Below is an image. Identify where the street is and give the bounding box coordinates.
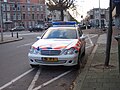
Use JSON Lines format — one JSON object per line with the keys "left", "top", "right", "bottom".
{"left": 0, "top": 30, "right": 98, "bottom": 90}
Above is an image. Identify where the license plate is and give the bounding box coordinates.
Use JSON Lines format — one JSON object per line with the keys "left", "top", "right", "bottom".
{"left": 42, "top": 57, "right": 58, "bottom": 62}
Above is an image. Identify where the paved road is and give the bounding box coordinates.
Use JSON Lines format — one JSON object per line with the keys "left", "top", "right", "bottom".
{"left": 0, "top": 30, "right": 98, "bottom": 90}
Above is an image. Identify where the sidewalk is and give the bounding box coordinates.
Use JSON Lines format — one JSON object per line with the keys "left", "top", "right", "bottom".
{"left": 73, "top": 29, "right": 120, "bottom": 90}
{"left": 0, "top": 35, "right": 23, "bottom": 44}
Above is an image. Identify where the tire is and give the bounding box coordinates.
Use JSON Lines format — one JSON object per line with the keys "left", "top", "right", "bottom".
{"left": 30, "top": 64, "right": 39, "bottom": 68}
{"left": 75, "top": 52, "right": 81, "bottom": 69}
{"left": 82, "top": 47, "right": 85, "bottom": 56}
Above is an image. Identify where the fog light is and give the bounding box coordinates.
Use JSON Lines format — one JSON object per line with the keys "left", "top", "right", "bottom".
{"left": 68, "top": 60, "right": 72, "bottom": 63}
{"left": 30, "top": 59, "right": 34, "bottom": 62}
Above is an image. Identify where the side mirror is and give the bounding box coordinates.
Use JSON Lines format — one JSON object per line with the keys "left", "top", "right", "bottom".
{"left": 80, "top": 34, "right": 87, "bottom": 40}
{"left": 36, "top": 36, "right": 41, "bottom": 40}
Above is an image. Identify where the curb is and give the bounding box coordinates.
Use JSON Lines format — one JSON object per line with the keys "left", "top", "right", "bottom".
{"left": 0, "top": 37, "right": 23, "bottom": 44}
{"left": 73, "top": 44, "right": 98, "bottom": 90}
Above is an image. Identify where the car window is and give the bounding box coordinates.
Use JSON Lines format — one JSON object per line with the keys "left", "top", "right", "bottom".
{"left": 42, "top": 28, "right": 77, "bottom": 39}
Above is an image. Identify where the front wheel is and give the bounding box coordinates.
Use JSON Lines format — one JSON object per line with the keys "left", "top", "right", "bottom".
{"left": 75, "top": 52, "right": 81, "bottom": 69}
{"left": 82, "top": 47, "right": 85, "bottom": 56}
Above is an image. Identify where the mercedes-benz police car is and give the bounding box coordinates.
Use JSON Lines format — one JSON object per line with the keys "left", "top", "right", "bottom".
{"left": 28, "top": 21, "right": 86, "bottom": 68}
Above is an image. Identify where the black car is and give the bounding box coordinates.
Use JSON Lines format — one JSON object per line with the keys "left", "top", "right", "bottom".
{"left": 10, "top": 26, "right": 25, "bottom": 32}
{"left": 28, "top": 26, "right": 34, "bottom": 32}
{"left": 29, "top": 24, "right": 45, "bottom": 32}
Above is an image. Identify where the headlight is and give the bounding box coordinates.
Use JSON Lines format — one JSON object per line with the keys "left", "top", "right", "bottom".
{"left": 29, "top": 46, "right": 41, "bottom": 54}
{"left": 61, "top": 47, "right": 78, "bottom": 55}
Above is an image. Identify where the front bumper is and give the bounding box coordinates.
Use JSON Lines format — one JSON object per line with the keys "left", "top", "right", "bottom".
{"left": 28, "top": 53, "right": 78, "bottom": 66}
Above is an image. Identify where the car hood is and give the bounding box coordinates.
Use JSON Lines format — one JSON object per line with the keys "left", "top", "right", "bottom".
{"left": 32, "top": 39, "right": 80, "bottom": 50}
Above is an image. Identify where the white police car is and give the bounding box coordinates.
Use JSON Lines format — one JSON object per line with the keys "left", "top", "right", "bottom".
{"left": 28, "top": 21, "right": 86, "bottom": 68}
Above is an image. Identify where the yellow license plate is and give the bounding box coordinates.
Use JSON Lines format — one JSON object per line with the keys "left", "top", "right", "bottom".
{"left": 42, "top": 58, "right": 58, "bottom": 62}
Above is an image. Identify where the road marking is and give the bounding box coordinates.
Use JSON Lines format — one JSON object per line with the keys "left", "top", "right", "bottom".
{"left": 85, "top": 35, "right": 95, "bottom": 49}
{"left": 86, "top": 45, "right": 93, "bottom": 49}
{"left": 87, "top": 35, "right": 94, "bottom": 46}
{"left": 17, "top": 43, "right": 33, "bottom": 48}
{"left": 33, "top": 70, "right": 72, "bottom": 90}
{"left": 28, "top": 68, "right": 41, "bottom": 90}
{"left": 0, "top": 68, "right": 34, "bottom": 90}
{"left": 85, "top": 34, "right": 98, "bottom": 40}
{"left": 89, "top": 34, "right": 98, "bottom": 39}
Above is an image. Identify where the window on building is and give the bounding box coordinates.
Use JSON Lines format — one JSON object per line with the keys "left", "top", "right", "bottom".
{"left": 13, "top": 13, "right": 16, "bottom": 20}
{"left": 23, "top": 14, "right": 25, "bottom": 20}
{"left": 41, "top": 14, "right": 44, "bottom": 19}
{"left": 7, "top": 4, "right": 10, "bottom": 11}
{"left": 32, "top": 14, "right": 34, "bottom": 19}
{"left": 90, "top": 15, "right": 93, "bottom": 19}
{"left": 101, "top": 10, "right": 105, "bottom": 14}
{"left": 28, "top": 21, "right": 31, "bottom": 26}
{"left": 22, "top": 5, "right": 25, "bottom": 10}
{"left": 17, "top": 4, "right": 21, "bottom": 11}
{"left": 9, "top": 0, "right": 14, "bottom": 2}
{"left": 3, "top": 13, "right": 6, "bottom": 21}
{"left": 37, "top": 6, "right": 40, "bottom": 11}
{"left": 27, "top": 6, "right": 30, "bottom": 11}
{"left": 27, "top": 0, "right": 30, "bottom": 3}
{"left": 12, "top": 4, "right": 16, "bottom": 11}
{"left": 4, "top": 0, "right": 7, "bottom": 2}
{"left": 2, "top": 4, "right": 5, "bottom": 11}
{"left": 32, "top": 6, "right": 35, "bottom": 11}
{"left": 40, "top": 6, "right": 43, "bottom": 11}
{"left": 101, "top": 14, "right": 105, "bottom": 18}
{"left": 37, "top": 14, "right": 39, "bottom": 19}
{"left": 18, "top": 13, "right": 21, "bottom": 20}
{"left": 28, "top": 12, "right": 31, "bottom": 20}
{"left": 7, "top": 13, "right": 11, "bottom": 20}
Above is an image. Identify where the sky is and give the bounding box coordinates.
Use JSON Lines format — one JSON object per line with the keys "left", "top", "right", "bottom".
{"left": 72, "top": 0, "right": 109, "bottom": 21}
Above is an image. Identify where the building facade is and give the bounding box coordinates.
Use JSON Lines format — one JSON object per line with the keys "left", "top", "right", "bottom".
{"left": 112, "top": 2, "right": 120, "bottom": 29}
{"left": 87, "top": 8, "right": 109, "bottom": 28}
{"left": 0, "top": 0, "right": 45, "bottom": 31}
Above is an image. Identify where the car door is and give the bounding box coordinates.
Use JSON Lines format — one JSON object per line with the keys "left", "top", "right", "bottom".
{"left": 77, "top": 28, "right": 85, "bottom": 54}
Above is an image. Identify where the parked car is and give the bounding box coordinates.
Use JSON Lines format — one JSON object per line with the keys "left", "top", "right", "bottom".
{"left": 28, "top": 26, "right": 34, "bottom": 32}
{"left": 28, "top": 21, "right": 86, "bottom": 68}
{"left": 10, "top": 26, "right": 25, "bottom": 32}
{"left": 79, "top": 24, "right": 91, "bottom": 30}
{"left": 29, "top": 24, "right": 45, "bottom": 32}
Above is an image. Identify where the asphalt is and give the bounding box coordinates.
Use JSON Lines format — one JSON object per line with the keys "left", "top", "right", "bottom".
{"left": 1, "top": 29, "right": 120, "bottom": 90}
{"left": 73, "top": 28, "right": 120, "bottom": 90}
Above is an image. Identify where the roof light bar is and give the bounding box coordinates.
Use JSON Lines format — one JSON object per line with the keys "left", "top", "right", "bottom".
{"left": 52, "top": 21, "right": 77, "bottom": 26}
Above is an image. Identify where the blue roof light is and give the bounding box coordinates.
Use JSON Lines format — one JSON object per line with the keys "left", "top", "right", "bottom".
{"left": 52, "top": 21, "right": 77, "bottom": 27}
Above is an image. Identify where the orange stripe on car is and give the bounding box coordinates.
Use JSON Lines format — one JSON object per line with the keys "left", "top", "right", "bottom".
{"left": 54, "top": 46, "right": 67, "bottom": 49}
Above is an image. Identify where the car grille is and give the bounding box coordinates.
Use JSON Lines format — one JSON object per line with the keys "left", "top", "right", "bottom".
{"left": 41, "top": 50, "right": 61, "bottom": 55}
{"left": 35, "top": 59, "right": 66, "bottom": 64}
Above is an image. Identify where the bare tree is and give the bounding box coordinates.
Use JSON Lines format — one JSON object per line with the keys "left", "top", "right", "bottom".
{"left": 47, "top": 0, "right": 76, "bottom": 21}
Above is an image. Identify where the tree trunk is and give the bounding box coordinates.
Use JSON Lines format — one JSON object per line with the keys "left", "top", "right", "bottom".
{"left": 61, "top": 10, "right": 64, "bottom": 21}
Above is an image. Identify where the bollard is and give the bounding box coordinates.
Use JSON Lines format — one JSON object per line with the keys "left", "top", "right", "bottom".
{"left": 11, "top": 31, "right": 13, "bottom": 37}
{"left": 115, "top": 35, "right": 120, "bottom": 73}
{"left": 17, "top": 32, "right": 18, "bottom": 38}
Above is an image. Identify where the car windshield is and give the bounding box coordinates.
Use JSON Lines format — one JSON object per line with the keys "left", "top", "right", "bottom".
{"left": 42, "top": 28, "right": 77, "bottom": 39}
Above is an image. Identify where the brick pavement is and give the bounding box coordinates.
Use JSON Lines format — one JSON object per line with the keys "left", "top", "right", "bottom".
{"left": 73, "top": 28, "right": 120, "bottom": 90}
